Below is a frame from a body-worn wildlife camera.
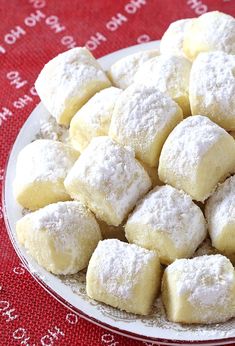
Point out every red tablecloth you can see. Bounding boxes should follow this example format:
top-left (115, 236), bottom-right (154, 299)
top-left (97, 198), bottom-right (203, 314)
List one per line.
top-left (1, 1), bottom-right (235, 345)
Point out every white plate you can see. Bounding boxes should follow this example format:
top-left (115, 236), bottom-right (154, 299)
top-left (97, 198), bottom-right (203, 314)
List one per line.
top-left (3, 41), bottom-right (235, 346)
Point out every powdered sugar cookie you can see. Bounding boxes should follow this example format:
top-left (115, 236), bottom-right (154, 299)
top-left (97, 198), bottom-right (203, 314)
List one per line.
top-left (134, 55), bottom-right (191, 116)
top-left (35, 47), bottom-right (111, 126)
top-left (125, 185), bottom-right (206, 265)
top-left (160, 18), bottom-right (194, 57)
top-left (13, 139), bottom-right (78, 210)
top-left (162, 255), bottom-right (235, 323)
top-left (64, 136), bottom-right (151, 226)
top-left (158, 116), bottom-right (235, 202)
top-left (108, 49), bottom-right (159, 89)
top-left (16, 201), bottom-right (101, 275)
top-left (205, 176), bottom-right (235, 257)
top-left (86, 239), bottom-right (161, 315)
top-left (69, 87), bottom-right (122, 152)
top-left (183, 11), bottom-right (235, 61)
top-left (189, 51), bottom-right (235, 130)
top-left (109, 84), bottom-right (183, 167)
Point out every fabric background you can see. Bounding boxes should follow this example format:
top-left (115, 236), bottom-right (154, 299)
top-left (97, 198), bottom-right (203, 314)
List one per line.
top-left (1, 1), bottom-right (235, 345)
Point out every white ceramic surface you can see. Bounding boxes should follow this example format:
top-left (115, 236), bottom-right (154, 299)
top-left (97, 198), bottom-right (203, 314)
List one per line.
top-left (3, 41), bottom-right (235, 346)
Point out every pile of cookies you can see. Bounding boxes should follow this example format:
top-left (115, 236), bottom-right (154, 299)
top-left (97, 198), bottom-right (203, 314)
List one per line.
top-left (14, 11), bottom-right (235, 324)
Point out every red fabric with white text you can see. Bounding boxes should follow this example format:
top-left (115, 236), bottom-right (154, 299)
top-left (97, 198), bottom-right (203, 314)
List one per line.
top-left (1, 1), bottom-right (235, 345)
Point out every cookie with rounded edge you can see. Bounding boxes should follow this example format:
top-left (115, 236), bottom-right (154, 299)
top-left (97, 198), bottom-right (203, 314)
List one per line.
top-left (189, 51), bottom-right (235, 130)
top-left (69, 87), bottom-right (122, 152)
top-left (109, 84), bottom-right (183, 167)
top-left (158, 115), bottom-right (235, 202)
top-left (86, 239), bottom-right (161, 315)
top-left (160, 18), bottom-right (195, 57)
top-left (162, 255), bottom-right (235, 324)
top-left (134, 55), bottom-right (191, 116)
top-left (205, 175), bottom-right (235, 257)
top-left (13, 139), bottom-right (78, 210)
top-left (64, 136), bottom-right (151, 226)
top-left (16, 201), bottom-right (101, 275)
top-left (183, 11), bottom-right (235, 61)
top-left (125, 185), bottom-right (206, 265)
top-left (107, 49), bottom-right (159, 89)
top-left (35, 47), bottom-right (111, 126)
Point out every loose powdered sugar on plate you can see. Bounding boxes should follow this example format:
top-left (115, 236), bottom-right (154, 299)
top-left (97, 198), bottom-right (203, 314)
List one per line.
top-left (37, 115), bottom-right (69, 142)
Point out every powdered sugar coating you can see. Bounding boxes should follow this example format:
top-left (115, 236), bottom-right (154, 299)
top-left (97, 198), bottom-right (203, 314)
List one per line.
top-left (159, 116), bottom-right (225, 177)
top-left (205, 175), bottom-right (235, 245)
top-left (70, 87), bottom-right (122, 152)
top-left (86, 239), bottom-right (161, 315)
top-left (183, 11), bottom-right (235, 60)
top-left (35, 47), bottom-right (111, 125)
top-left (167, 255), bottom-right (235, 308)
top-left (134, 55), bottom-right (191, 115)
top-left (189, 51), bottom-right (235, 130)
top-left (14, 139), bottom-right (78, 185)
top-left (65, 136), bottom-right (151, 225)
top-left (125, 185), bottom-right (206, 264)
top-left (158, 115), bottom-right (235, 201)
top-left (109, 83), bottom-right (182, 167)
top-left (31, 201), bottom-right (100, 251)
top-left (126, 185), bottom-right (206, 250)
top-left (88, 239), bottom-right (157, 299)
top-left (16, 201), bottom-right (101, 275)
top-left (77, 87), bottom-right (121, 130)
top-left (160, 18), bottom-right (194, 56)
top-left (108, 49), bottom-right (159, 89)
top-left (13, 139), bottom-right (79, 210)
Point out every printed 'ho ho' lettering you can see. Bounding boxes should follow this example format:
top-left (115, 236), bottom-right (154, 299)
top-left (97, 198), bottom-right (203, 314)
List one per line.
top-left (7, 71), bottom-right (28, 89)
top-left (106, 13), bottom-right (128, 31)
top-left (125, 0), bottom-right (146, 14)
top-left (187, 0), bottom-right (207, 15)
top-left (85, 32), bottom-right (107, 51)
top-left (4, 26), bottom-right (26, 45)
top-left (24, 10), bottom-right (46, 27)
top-left (40, 326), bottom-right (64, 346)
top-left (45, 16), bottom-right (65, 34)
